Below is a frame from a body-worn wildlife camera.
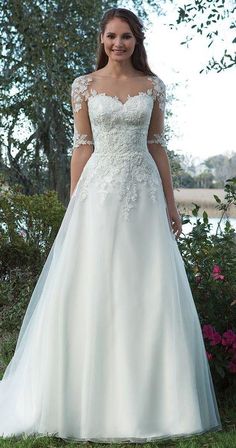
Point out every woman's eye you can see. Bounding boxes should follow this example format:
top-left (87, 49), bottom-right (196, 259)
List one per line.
top-left (106, 35), bottom-right (132, 39)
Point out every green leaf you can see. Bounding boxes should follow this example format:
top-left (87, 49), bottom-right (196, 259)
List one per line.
top-left (203, 210), bottom-right (208, 224)
top-left (215, 364), bottom-right (225, 378)
top-left (214, 195), bottom-right (222, 204)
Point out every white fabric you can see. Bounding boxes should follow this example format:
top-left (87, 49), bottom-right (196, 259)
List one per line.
top-left (0, 74), bottom-right (222, 443)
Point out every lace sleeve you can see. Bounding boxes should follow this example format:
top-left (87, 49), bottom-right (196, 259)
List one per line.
top-left (71, 76), bottom-right (94, 150)
top-left (147, 76), bottom-right (167, 151)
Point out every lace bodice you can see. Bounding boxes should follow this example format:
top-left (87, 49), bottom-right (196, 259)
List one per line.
top-left (70, 73), bottom-right (168, 220)
top-left (71, 74), bottom-right (166, 150)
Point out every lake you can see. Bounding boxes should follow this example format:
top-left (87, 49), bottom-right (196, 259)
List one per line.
top-left (182, 216), bottom-right (236, 235)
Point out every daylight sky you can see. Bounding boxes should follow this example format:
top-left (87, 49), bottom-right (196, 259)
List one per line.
top-left (144, 2), bottom-right (236, 165)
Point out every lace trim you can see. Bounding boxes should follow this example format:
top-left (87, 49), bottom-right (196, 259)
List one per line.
top-left (89, 88), bottom-right (153, 106)
top-left (148, 76), bottom-right (166, 112)
top-left (71, 74), bottom-right (166, 112)
top-left (147, 131), bottom-right (167, 149)
top-left (73, 132), bottom-right (93, 149)
top-left (71, 76), bottom-right (92, 112)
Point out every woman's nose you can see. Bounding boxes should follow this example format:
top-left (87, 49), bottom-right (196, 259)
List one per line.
top-left (114, 37), bottom-right (123, 46)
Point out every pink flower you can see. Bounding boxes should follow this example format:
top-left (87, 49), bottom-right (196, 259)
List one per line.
top-left (206, 351), bottom-right (213, 360)
top-left (210, 332), bottom-right (222, 346)
top-left (222, 330), bottom-right (236, 347)
top-left (202, 324), bottom-right (222, 345)
top-left (212, 265), bottom-right (221, 273)
top-left (202, 324), bottom-right (215, 339)
top-left (211, 264), bottom-right (224, 281)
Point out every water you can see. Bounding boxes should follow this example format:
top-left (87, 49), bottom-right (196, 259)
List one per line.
top-left (182, 216), bottom-right (236, 235)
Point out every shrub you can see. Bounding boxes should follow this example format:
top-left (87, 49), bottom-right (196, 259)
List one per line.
top-left (0, 186), bottom-right (66, 360)
top-left (178, 177), bottom-right (236, 396)
top-left (0, 188), bottom-right (65, 277)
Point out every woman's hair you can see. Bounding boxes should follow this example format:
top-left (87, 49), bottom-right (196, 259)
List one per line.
top-left (95, 8), bottom-right (156, 76)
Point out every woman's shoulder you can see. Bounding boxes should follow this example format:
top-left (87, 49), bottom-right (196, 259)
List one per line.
top-left (71, 74), bottom-right (93, 103)
top-left (147, 74), bottom-right (166, 111)
top-left (72, 70), bottom-right (102, 84)
top-left (148, 73), bottom-right (166, 90)
top-left (71, 73), bottom-right (92, 87)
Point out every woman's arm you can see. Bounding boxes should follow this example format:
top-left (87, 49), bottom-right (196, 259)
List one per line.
top-left (70, 147), bottom-right (92, 198)
top-left (70, 77), bottom-right (93, 199)
top-left (148, 145), bottom-right (176, 208)
top-left (147, 83), bottom-right (182, 238)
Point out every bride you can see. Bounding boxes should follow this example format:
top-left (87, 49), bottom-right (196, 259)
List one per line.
top-left (0, 7), bottom-right (222, 443)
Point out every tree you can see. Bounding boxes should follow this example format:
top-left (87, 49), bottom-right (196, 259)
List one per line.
top-left (204, 153), bottom-right (236, 187)
top-left (0, 0), bottom-right (115, 204)
top-left (194, 170), bottom-right (214, 188)
top-left (169, 0), bottom-right (236, 73)
top-left (1, 0), bottom-right (183, 204)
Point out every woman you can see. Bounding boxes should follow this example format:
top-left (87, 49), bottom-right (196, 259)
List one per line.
top-left (0, 7), bottom-right (222, 443)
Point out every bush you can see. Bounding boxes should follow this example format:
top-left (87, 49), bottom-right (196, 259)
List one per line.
top-left (0, 188), bottom-right (65, 277)
top-left (0, 331), bottom-right (19, 379)
top-left (178, 177), bottom-right (236, 397)
top-left (0, 186), bottom-right (66, 361)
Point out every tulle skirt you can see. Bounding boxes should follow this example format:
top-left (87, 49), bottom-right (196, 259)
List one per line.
top-left (0, 164), bottom-right (222, 442)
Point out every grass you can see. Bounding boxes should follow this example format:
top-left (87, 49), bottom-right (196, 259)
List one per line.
top-left (0, 403), bottom-right (235, 448)
top-left (1, 339), bottom-right (235, 447)
top-left (0, 429), bottom-right (236, 447)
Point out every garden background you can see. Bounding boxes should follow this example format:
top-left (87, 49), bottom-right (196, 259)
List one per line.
top-left (0, 0), bottom-right (235, 446)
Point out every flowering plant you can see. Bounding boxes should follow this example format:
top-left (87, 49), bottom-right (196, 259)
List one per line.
top-left (177, 177), bottom-right (236, 394)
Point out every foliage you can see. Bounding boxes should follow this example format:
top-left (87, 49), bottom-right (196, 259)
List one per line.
top-left (0, 183), bottom-right (66, 372)
top-left (178, 177), bottom-right (236, 395)
top-left (169, 0), bottom-right (236, 72)
top-left (177, 152), bottom-right (236, 188)
top-left (0, 182), bottom-right (65, 277)
top-left (0, 0), bottom-right (185, 205)
top-left (0, 0), bottom-right (115, 204)
top-left (204, 154), bottom-right (236, 188)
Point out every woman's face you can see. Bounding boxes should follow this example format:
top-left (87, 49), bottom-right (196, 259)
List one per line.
top-left (101, 18), bottom-right (136, 62)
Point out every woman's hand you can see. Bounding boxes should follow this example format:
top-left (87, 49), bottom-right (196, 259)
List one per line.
top-left (167, 204), bottom-right (182, 239)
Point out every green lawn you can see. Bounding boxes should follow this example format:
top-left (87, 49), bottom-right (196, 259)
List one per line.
top-left (0, 406), bottom-right (235, 448)
top-left (0, 360), bottom-right (235, 448)
top-left (0, 429), bottom-right (235, 448)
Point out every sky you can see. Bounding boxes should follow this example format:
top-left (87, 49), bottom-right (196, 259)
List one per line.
top-left (144, 2), bottom-right (236, 165)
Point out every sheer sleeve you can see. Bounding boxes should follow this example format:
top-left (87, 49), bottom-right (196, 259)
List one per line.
top-left (147, 76), bottom-right (167, 151)
top-left (71, 76), bottom-right (94, 151)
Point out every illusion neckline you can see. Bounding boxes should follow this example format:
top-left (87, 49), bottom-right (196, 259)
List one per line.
top-left (86, 75), bottom-right (155, 106)
top-left (87, 73), bottom-right (150, 80)
top-left (88, 89), bottom-right (154, 106)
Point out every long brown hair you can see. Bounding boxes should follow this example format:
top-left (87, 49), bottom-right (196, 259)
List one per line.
top-left (95, 8), bottom-right (156, 77)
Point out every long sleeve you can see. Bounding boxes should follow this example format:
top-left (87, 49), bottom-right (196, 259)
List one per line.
top-left (147, 77), bottom-right (167, 151)
top-left (71, 77), bottom-right (94, 151)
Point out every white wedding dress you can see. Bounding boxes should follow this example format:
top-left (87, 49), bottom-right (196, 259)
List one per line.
top-left (0, 73), bottom-right (222, 443)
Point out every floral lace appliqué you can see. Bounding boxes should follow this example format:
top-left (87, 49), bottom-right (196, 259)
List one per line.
top-left (147, 131), bottom-right (167, 149)
top-left (71, 73), bottom-right (166, 220)
top-left (71, 76), bottom-right (92, 112)
top-left (76, 151), bottom-right (162, 221)
top-left (148, 76), bottom-right (166, 112)
top-left (73, 132), bottom-right (93, 148)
